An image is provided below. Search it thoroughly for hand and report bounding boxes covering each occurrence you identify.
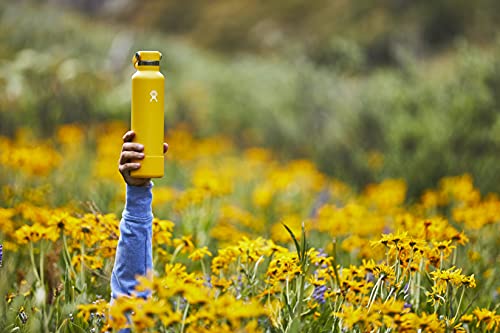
[118,131,168,187]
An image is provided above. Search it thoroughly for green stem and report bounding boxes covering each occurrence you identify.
[175,295,181,313]
[29,242,41,282]
[180,302,190,333]
[367,275,383,310]
[385,287,396,304]
[80,241,86,292]
[416,259,424,312]
[39,243,49,333]
[39,243,45,287]
[200,259,207,278]
[330,243,343,296]
[453,287,466,321]
[285,277,292,321]
[395,249,401,283]
[62,233,77,278]
[170,245,184,264]
[399,251,414,286]
[296,274,304,321]
[440,250,444,271]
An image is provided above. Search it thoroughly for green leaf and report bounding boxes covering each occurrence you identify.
[64,268,73,304]
[282,223,302,261]
[300,222,307,266]
[288,316,301,333]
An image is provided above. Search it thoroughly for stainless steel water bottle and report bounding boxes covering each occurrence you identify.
[130,51,165,178]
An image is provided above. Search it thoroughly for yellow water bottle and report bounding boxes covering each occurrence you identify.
[130,51,165,178]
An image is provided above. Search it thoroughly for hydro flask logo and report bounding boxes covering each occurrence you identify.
[149,90,158,102]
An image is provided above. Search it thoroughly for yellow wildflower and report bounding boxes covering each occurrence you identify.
[77,299,109,322]
[472,308,499,331]
[188,246,212,261]
[173,235,195,254]
[0,207,16,235]
[152,218,174,246]
[15,223,58,244]
[252,182,274,207]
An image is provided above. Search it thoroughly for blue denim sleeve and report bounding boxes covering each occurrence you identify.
[111,182,153,299]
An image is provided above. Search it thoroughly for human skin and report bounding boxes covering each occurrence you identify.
[118,130,168,186]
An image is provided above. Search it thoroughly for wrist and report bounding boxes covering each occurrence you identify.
[127,180,153,188]
[124,182,153,221]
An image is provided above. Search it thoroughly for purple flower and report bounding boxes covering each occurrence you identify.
[315,249,329,268]
[204,275,213,288]
[403,283,410,294]
[317,248,327,257]
[312,284,327,304]
[0,244,3,268]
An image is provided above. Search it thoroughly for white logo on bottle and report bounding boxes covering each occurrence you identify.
[150,90,158,102]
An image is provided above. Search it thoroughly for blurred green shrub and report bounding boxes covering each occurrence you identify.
[111,0,500,58]
[309,37,366,74]
[2,3,500,197]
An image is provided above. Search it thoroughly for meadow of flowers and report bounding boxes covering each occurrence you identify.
[0,122,499,332]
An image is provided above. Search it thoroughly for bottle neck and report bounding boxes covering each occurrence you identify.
[136,65,160,71]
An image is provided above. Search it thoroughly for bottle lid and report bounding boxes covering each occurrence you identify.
[133,51,162,68]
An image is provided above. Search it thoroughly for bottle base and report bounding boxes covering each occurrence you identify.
[130,155,164,178]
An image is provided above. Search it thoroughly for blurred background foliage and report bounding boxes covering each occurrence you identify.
[1,0,500,197]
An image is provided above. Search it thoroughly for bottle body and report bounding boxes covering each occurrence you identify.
[130,52,165,178]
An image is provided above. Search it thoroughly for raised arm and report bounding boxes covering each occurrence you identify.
[111,182,153,299]
[111,131,168,299]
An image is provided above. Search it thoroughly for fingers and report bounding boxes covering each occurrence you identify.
[121,142,166,155]
[118,162,141,174]
[119,151,144,165]
[122,131,168,155]
[122,142,144,152]
[122,131,135,143]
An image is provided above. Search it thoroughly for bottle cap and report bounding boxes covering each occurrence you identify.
[133,51,162,68]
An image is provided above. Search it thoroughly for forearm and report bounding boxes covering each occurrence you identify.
[111,182,153,299]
